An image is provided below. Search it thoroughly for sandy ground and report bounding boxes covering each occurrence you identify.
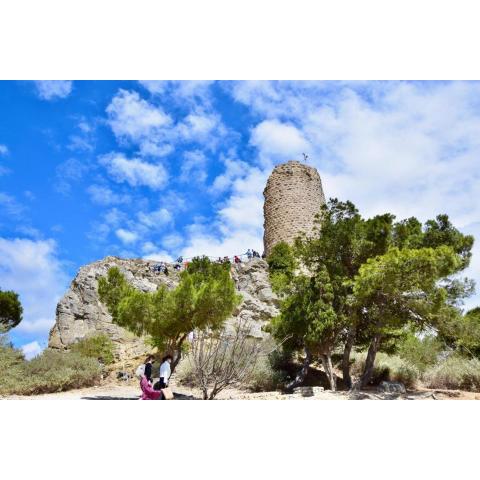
[4,380,480,400]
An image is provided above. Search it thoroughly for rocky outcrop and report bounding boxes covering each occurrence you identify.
[48,257,279,360]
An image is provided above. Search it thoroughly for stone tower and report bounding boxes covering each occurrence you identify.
[263,160,326,256]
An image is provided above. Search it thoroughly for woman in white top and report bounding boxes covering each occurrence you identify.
[159,355,172,389]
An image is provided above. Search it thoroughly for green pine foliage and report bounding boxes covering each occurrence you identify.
[0,288,23,333]
[266,198,477,391]
[98,256,242,368]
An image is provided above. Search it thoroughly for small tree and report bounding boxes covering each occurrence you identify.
[98,257,242,371]
[269,259,342,390]
[0,288,23,333]
[189,320,265,399]
[352,246,465,388]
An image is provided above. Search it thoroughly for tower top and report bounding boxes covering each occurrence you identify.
[263,160,325,256]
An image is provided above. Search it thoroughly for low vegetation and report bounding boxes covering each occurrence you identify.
[70,333,115,365]
[423,355,480,391]
[0,336,102,396]
[351,352,420,388]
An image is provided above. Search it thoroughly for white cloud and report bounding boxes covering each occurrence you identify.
[87,185,130,206]
[99,152,168,190]
[21,340,43,360]
[141,241,158,254]
[138,207,172,228]
[115,228,139,245]
[181,167,266,259]
[55,158,89,195]
[143,251,174,263]
[250,119,310,162]
[0,238,68,336]
[140,80,214,107]
[176,111,224,146]
[107,89,172,141]
[0,144,8,155]
[106,87,226,157]
[0,192,24,216]
[211,153,250,194]
[181,150,208,183]
[35,81,73,100]
[162,233,183,250]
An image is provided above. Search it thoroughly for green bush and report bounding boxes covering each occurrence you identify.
[351,352,420,388]
[70,333,115,365]
[397,334,443,373]
[247,354,286,392]
[0,340,102,396]
[422,355,480,391]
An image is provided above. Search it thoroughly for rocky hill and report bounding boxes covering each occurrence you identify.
[48,257,279,360]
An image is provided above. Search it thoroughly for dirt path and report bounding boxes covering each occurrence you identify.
[4,381,479,400]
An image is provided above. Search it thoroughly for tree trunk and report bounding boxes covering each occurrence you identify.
[358,333,382,389]
[342,327,356,390]
[286,346,312,391]
[171,333,188,373]
[320,354,336,391]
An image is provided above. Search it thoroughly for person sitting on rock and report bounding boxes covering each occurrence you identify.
[174,263,182,271]
[234,255,241,264]
[246,249,252,260]
[140,375,162,400]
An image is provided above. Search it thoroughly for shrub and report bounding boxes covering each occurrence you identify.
[397,333,443,373]
[351,352,420,388]
[247,354,286,392]
[422,355,480,391]
[0,336,25,395]
[70,333,115,365]
[0,341,102,396]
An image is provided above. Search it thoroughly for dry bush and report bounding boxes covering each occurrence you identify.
[0,338,102,396]
[188,320,267,399]
[351,352,420,388]
[422,355,480,391]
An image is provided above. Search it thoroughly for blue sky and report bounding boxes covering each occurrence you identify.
[1,80,480,359]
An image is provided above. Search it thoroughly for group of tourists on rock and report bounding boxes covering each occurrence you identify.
[152,250,265,275]
[138,355,174,400]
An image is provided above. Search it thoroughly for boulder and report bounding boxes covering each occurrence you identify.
[293,386,325,397]
[378,381,406,394]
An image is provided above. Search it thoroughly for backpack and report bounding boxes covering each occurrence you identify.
[135,364,146,379]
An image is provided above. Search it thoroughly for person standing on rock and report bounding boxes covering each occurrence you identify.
[159,355,172,389]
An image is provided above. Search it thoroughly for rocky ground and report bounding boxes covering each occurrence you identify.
[5,379,479,400]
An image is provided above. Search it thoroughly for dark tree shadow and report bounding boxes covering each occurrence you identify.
[81,395,140,400]
[81,392,197,401]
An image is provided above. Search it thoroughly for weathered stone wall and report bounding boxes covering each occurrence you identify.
[263,160,325,256]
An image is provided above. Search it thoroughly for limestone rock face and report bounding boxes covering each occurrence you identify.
[48,257,279,361]
[263,160,325,256]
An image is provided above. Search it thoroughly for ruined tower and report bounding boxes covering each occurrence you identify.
[263,160,326,256]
